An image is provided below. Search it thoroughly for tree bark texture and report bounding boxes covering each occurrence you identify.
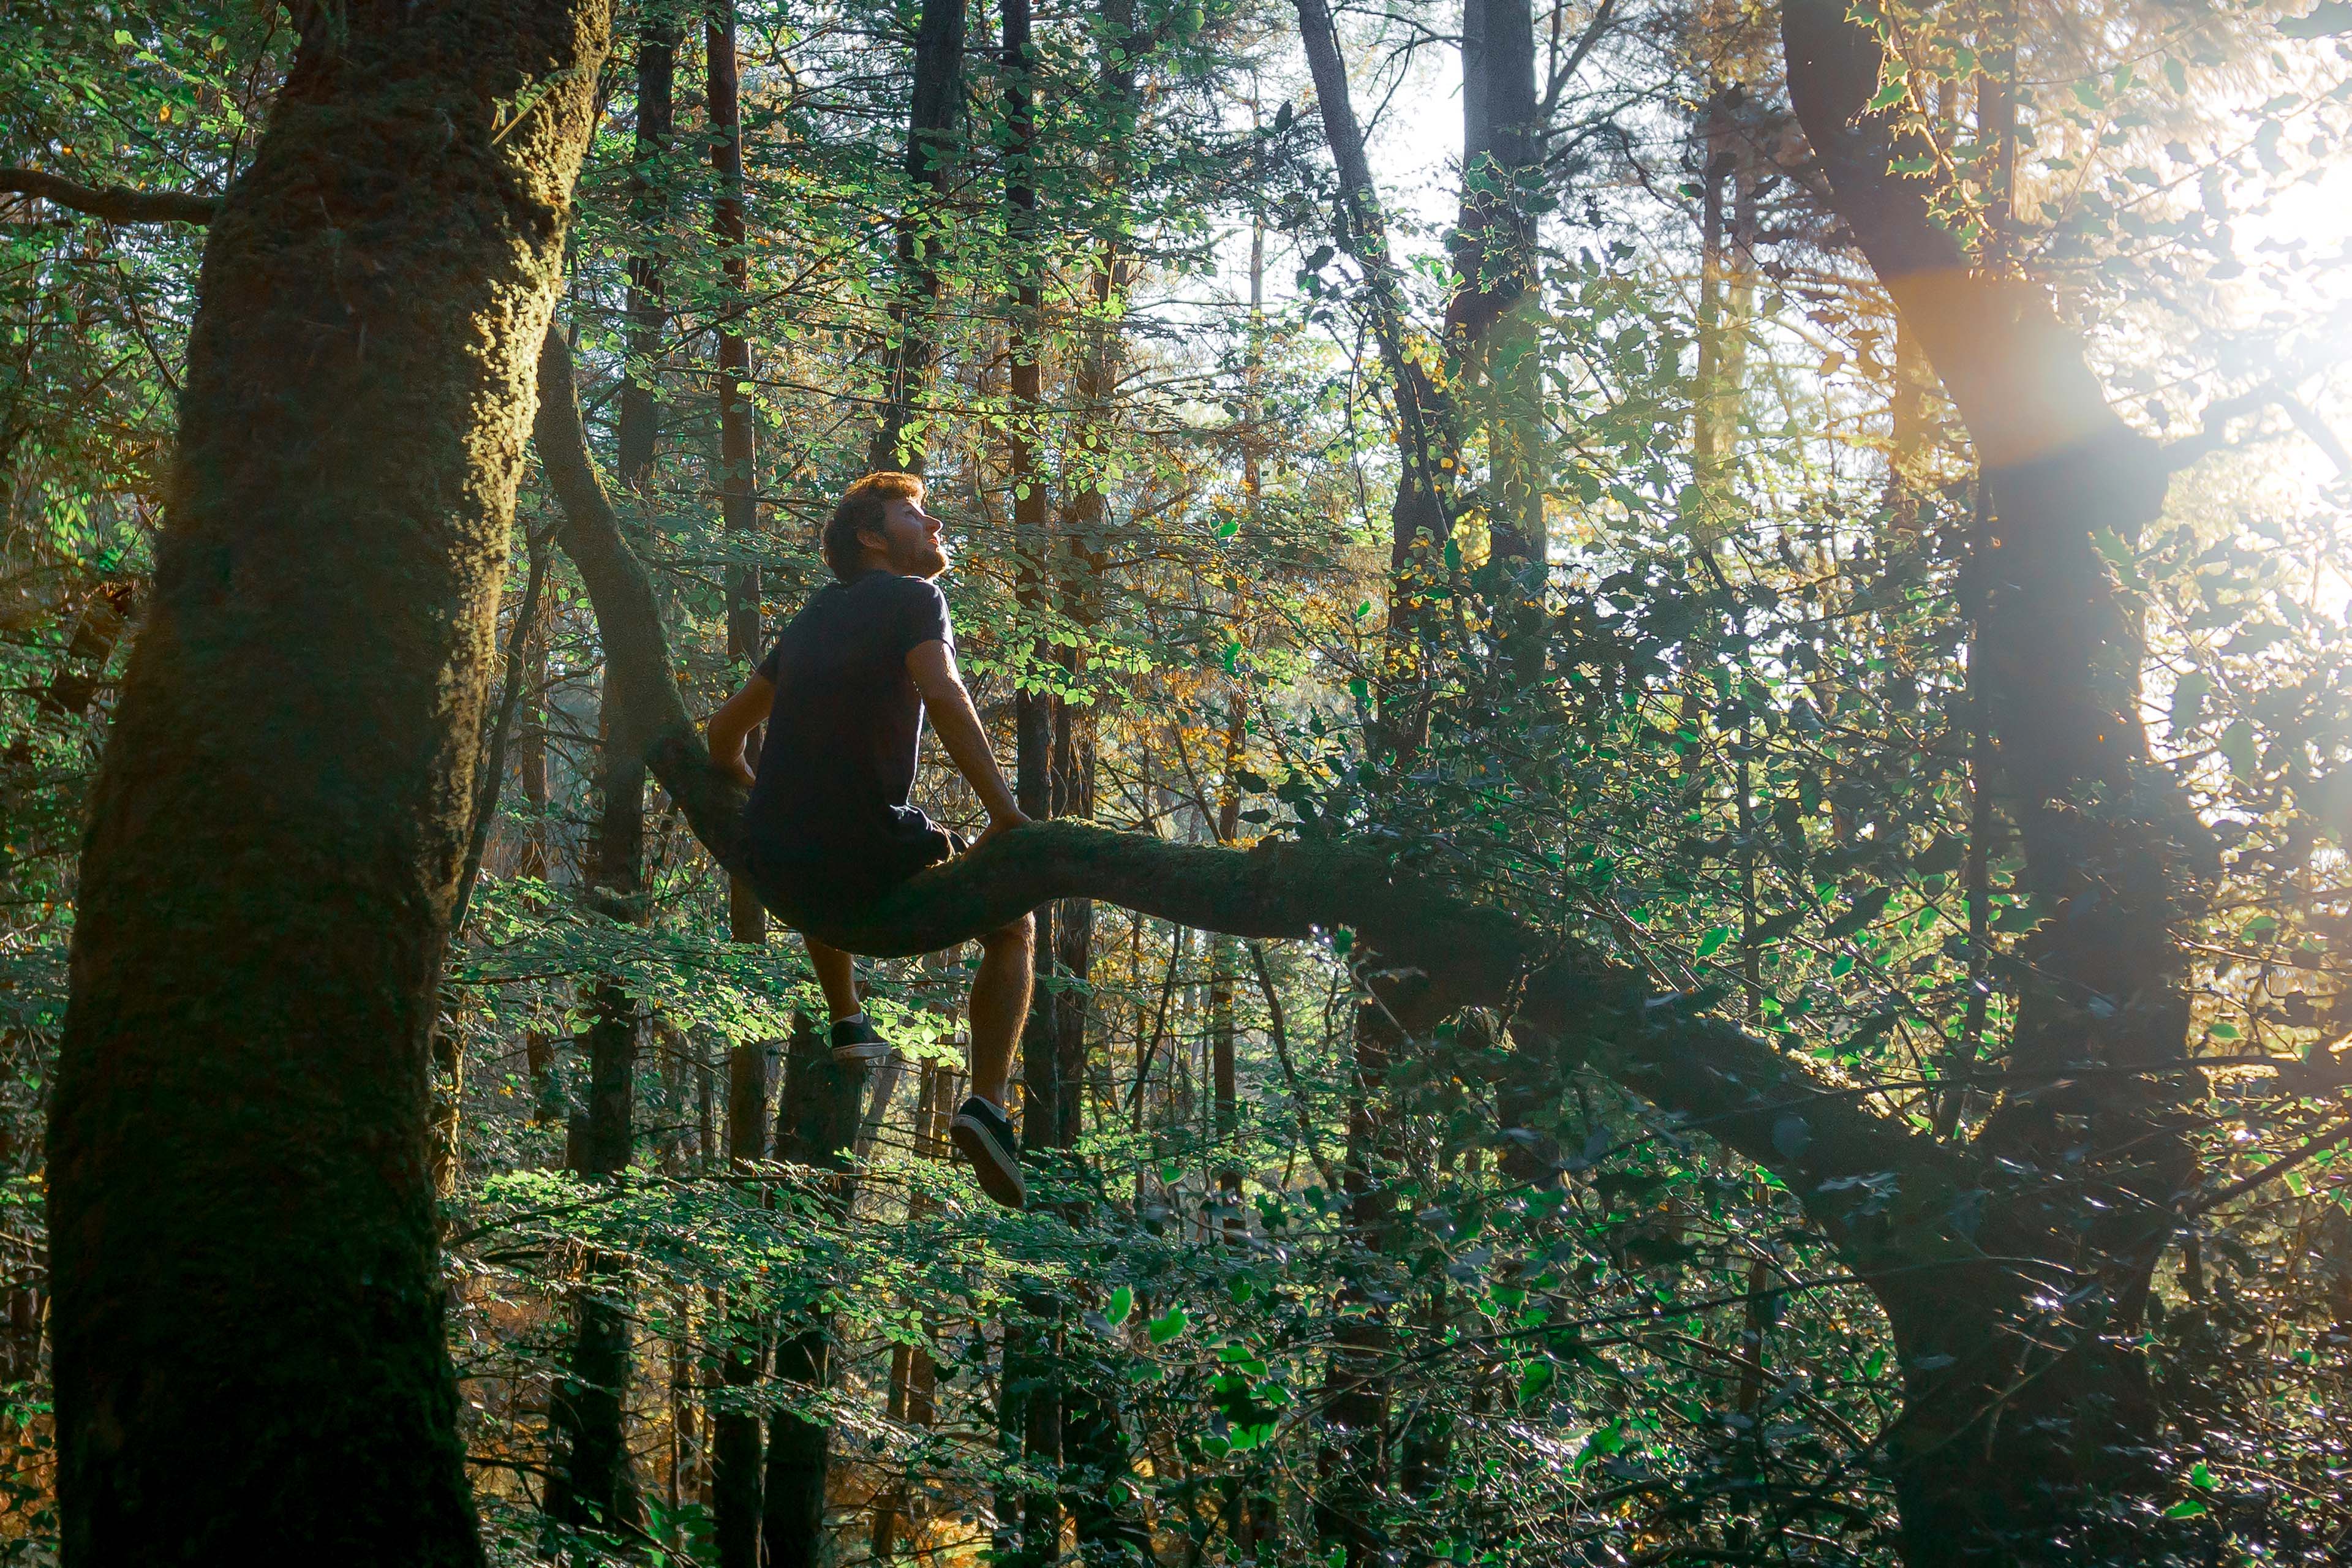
[546,725,650,1540]
[48,2,607,1558]
[1451,0,1544,586]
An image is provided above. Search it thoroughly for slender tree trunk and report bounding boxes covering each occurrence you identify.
[761,1014,866,1568]
[1452,0,1544,666]
[712,1039,771,1568]
[618,5,677,491]
[710,0,758,666]
[872,1061,958,1561]
[1293,0,1454,744]
[997,2,1066,1555]
[1210,702,1243,1231]
[710,2,771,1531]
[870,0,970,472]
[548,723,652,1542]
[47,2,606,1557]
[1315,994,1401,1568]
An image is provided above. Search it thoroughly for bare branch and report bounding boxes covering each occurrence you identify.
[0,168,217,225]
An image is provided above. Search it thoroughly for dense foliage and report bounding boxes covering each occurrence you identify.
[6,0,2352,1562]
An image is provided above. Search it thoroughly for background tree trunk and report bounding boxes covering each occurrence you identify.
[762,1014,865,1568]
[617,6,676,491]
[870,0,970,473]
[712,1039,772,1568]
[45,1,608,1558]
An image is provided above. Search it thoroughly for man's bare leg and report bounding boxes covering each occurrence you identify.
[804,935,862,1022]
[965,914,1034,1107]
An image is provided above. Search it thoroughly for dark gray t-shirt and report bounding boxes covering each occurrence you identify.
[743,569,954,882]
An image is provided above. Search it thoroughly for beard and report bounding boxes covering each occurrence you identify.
[894,538,951,579]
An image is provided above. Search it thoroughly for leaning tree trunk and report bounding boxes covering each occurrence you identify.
[1780,2,2209,1560]
[46,0,608,1558]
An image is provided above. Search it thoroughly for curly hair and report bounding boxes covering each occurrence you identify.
[823,472,925,580]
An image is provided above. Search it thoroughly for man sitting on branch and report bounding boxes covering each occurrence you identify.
[706,472,1032,1208]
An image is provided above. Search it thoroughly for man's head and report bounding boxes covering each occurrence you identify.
[823,472,950,581]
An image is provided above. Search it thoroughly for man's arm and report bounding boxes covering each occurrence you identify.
[907,639,1029,843]
[706,673,774,790]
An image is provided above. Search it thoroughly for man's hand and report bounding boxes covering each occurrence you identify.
[970,809,1031,853]
[706,673,774,791]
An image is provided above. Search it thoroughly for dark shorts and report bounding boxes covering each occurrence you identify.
[747,824,966,929]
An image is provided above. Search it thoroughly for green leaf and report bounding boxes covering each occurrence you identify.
[2190,1461,2216,1490]
[1148,1306,1189,1344]
[1695,926,1731,959]
[1868,80,1909,111]
[1106,1285,1134,1326]
[2209,1022,2241,1040]
[2165,57,2188,94]
[1517,1358,1555,1404]
[2163,1498,2208,1520]
[2241,915,2278,941]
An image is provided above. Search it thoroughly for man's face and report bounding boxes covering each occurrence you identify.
[860,494,951,579]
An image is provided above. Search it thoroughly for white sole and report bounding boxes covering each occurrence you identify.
[949,1116,1027,1209]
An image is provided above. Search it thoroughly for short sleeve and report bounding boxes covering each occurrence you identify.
[899,578,953,655]
[756,639,780,683]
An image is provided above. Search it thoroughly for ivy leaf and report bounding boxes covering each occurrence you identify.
[1695,926,1731,959]
[1147,1305,1189,1344]
[1867,80,1908,111]
[1106,1285,1134,1326]
[2163,1499,2209,1519]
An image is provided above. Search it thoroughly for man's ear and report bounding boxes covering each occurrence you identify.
[856,526,887,559]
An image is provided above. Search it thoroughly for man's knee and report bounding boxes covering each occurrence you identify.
[981,911,1035,949]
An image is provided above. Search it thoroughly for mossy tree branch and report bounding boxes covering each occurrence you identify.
[0,168,220,225]
[531,326,1979,1263]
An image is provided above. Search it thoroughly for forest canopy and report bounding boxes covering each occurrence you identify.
[5,0,2352,1562]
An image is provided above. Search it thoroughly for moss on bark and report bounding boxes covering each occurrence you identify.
[50,2,610,1559]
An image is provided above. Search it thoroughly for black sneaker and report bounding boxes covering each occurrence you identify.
[949,1095,1026,1210]
[829,1016,892,1068]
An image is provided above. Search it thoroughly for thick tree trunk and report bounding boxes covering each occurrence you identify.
[47,2,606,1558]
[1780,2,2207,1558]
[870,0,970,472]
